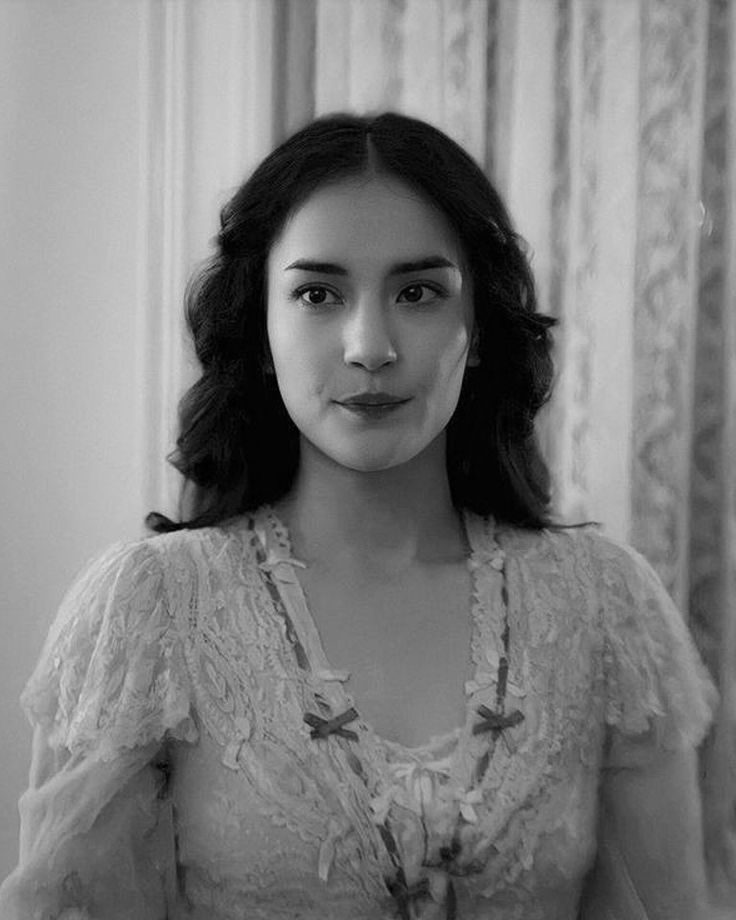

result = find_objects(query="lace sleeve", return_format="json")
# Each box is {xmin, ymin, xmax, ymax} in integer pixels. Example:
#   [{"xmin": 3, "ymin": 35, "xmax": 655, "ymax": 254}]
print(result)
[
  {"xmin": 19, "ymin": 540, "xmax": 197, "ymax": 758},
  {"xmin": 0, "ymin": 540, "xmax": 199, "ymax": 920},
  {"xmin": 592, "ymin": 533, "xmax": 719, "ymax": 769}
]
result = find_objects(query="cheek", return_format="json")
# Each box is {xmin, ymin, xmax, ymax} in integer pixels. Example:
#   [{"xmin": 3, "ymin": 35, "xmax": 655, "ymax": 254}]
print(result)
[
  {"xmin": 426, "ymin": 323, "xmax": 471, "ymax": 379},
  {"xmin": 268, "ymin": 311, "xmax": 302, "ymax": 372},
  {"xmin": 268, "ymin": 319, "xmax": 331, "ymax": 402},
  {"xmin": 267, "ymin": 304, "xmax": 291, "ymax": 356}
]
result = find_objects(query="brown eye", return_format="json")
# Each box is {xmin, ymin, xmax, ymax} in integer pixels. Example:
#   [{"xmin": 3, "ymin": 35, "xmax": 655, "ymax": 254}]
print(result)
[
  {"xmin": 291, "ymin": 285, "xmax": 341, "ymax": 308},
  {"xmin": 305, "ymin": 287, "xmax": 327, "ymax": 304},
  {"xmin": 402, "ymin": 285, "xmax": 424, "ymax": 303},
  {"xmin": 397, "ymin": 283, "xmax": 445, "ymax": 305}
]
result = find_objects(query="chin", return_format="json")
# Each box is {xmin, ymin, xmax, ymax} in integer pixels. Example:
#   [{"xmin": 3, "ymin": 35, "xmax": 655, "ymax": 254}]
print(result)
[
  {"xmin": 344, "ymin": 458, "xmax": 406, "ymax": 474},
  {"xmin": 303, "ymin": 426, "xmax": 439, "ymax": 473},
  {"xmin": 328, "ymin": 444, "xmax": 425, "ymax": 473}
]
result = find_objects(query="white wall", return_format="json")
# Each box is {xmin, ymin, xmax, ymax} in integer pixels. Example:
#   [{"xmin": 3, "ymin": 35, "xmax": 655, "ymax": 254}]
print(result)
[
  {"xmin": 0, "ymin": 0, "xmax": 287, "ymax": 879},
  {"xmin": 0, "ymin": 1, "xmax": 151, "ymax": 878}
]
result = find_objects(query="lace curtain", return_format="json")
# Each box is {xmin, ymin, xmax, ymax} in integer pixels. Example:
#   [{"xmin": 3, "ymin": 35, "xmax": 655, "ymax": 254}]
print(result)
[{"xmin": 143, "ymin": 0, "xmax": 736, "ymax": 904}]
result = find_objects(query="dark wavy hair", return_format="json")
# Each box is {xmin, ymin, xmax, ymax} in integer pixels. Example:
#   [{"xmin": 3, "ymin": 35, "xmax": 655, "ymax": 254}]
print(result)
[{"xmin": 146, "ymin": 111, "xmax": 558, "ymax": 533}]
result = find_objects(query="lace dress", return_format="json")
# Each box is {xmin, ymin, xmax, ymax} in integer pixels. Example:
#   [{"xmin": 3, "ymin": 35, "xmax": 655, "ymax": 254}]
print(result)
[{"xmin": 0, "ymin": 507, "xmax": 718, "ymax": 920}]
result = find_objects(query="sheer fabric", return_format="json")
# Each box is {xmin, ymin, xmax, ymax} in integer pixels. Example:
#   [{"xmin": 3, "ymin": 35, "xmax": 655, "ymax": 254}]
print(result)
[{"xmin": 0, "ymin": 508, "xmax": 718, "ymax": 919}]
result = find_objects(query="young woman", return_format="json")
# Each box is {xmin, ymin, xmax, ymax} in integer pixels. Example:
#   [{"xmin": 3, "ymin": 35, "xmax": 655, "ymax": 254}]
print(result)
[{"xmin": 0, "ymin": 112, "xmax": 720, "ymax": 919}]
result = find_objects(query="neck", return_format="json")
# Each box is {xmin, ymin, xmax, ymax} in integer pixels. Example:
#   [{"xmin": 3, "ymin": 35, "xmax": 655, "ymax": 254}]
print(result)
[{"xmin": 275, "ymin": 435, "xmax": 467, "ymax": 570}]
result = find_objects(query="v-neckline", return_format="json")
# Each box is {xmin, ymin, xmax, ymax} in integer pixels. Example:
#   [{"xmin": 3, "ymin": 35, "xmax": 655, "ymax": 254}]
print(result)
[{"xmin": 251, "ymin": 503, "xmax": 507, "ymax": 759}]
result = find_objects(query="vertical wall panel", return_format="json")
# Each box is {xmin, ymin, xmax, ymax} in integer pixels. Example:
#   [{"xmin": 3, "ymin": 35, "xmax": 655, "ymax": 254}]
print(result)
[
  {"xmin": 0, "ymin": 0, "xmax": 152, "ymax": 878},
  {"xmin": 276, "ymin": 0, "xmax": 317, "ymax": 137},
  {"xmin": 141, "ymin": 0, "xmax": 191, "ymax": 520},
  {"xmin": 142, "ymin": 0, "xmax": 285, "ymax": 520}
]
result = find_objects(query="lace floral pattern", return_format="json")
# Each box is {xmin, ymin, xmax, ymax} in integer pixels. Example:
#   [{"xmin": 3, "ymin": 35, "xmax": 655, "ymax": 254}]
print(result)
[
  {"xmin": 20, "ymin": 541, "xmax": 198, "ymax": 761},
  {"xmin": 2, "ymin": 511, "xmax": 720, "ymax": 920}
]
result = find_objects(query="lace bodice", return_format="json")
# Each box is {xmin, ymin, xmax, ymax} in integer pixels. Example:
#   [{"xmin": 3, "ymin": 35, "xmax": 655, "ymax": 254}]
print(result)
[{"xmin": 0, "ymin": 508, "xmax": 718, "ymax": 919}]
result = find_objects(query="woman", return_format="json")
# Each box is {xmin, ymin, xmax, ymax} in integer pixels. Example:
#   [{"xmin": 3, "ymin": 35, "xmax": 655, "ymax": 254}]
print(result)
[{"xmin": 0, "ymin": 112, "xmax": 720, "ymax": 919}]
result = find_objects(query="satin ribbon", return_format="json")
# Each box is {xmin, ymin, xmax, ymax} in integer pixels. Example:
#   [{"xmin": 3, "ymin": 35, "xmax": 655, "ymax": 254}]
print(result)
[
  {"xmin": 472, "ymin": 704, "xmax": 525, "ymax": 735},
  {"xmin": 386, "ymin": 870, "xmax": 458, "ymax": 920},
  {"xmin": 303, "ymin": 706, "xmax": 360, "ymax": 741},
  {"xmin": 386, "ymin": 872, "xmax": 431, "ymax": 920}
]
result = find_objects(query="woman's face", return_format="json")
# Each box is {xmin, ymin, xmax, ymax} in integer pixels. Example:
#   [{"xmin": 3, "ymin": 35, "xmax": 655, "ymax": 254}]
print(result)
[{"xmin": 266, "ymin": 174, "xmax": 475, "ymax": 473}]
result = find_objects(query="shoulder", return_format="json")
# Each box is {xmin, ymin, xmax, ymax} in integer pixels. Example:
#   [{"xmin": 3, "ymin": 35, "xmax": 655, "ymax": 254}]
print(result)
[
  {"xmin": 465, "ymin": 518, "xmax": 608, "ymax": 644},
  {"xmin": 45, "ymin": 537, "xmax": 167, "ymax": 649},
  {"xmin": 110, "ymin": 513, "xmax": 260, "ymax": 591},
  {"xmin": 491, "ymin": 521, "xmax": 693, "ymax": 639},
  {"xmin": 24, "ymin": 518, "xmax": 257, "ymax": 695},
  {"xmin": 483, "ymin": 520, "xmax": 686, "ymax": 638},
  {"xmin": 473, "ymin": 516, "xmax": 718, "ymax": 759},
  {"xmin": 481, "ymin": 515, "xmax": 591, "ymax": 557},
  {"xmin": 62, "ymin": 511, "xmax": 270, "ymax": 632},
  {"xmin": 144, "ymin": 513, "xmax": 255, "ymax": 564},
  {"xmin": 21, "ymin": 529, "xmax": 216, "ymax": 755},
  {"xmin": 484, "ymin": 516, "xmax": 604, "ymax": 579},
  {"xmin": 493, "ymin": 520, "xmax": 661, "ymax": 592}
]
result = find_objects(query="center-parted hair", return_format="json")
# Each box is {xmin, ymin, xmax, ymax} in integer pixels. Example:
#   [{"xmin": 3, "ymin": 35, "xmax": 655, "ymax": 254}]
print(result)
[{"xmin": 147, "ymin": 111, "xmax": 557, "ymax": 533}]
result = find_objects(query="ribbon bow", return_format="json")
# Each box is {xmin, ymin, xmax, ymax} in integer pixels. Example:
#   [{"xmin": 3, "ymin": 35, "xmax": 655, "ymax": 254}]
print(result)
[
  {"xmin": 258, "ymin": 551, "xmax": 307, "ymax": 579},
  {"xmin": 439, "ymin": 837, "xmax": 462, "ymax": 865},
  {"xmin": 468, "ymin": 546, "xmax": 505, "ymax": 572},
  {"xmin": 472, "ymin": 705, "xmax": 525, "ymax": 736},
  {"xmin": 304, "ymin": 706, "xmax": 359, "ymax": 741},
  {"xmin": 386, "ymin": 873, "xmax": 431, "ymax": 920},
  {"xmin": 388, "ymin": 870, "xmax": 460, "ymax": 920}
]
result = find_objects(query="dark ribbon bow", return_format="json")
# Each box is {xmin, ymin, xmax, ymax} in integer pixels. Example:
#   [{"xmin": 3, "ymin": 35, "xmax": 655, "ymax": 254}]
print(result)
[
  {"xmin": 439, "ymin": 838, "xmax": 462, "ymax": 864},
  {"xmin": 388, "ymin": 869, "xmax": 459, "ymax": 920},
  {"xmin": 303, "ymin": 706, "xmax": 359, "ymax": 741},
  {"xmin": 386, "ymin": 873, "xmax": 431, "ymax": 920},
  {"xmin": 472, "ymin": 705, "xmax": 525, "ymax": 736}
]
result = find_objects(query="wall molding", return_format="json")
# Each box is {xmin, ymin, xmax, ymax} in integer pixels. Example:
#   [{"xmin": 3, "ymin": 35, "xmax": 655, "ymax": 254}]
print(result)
[{"xmin": 138, "ymin": 0, "xmax": 190, "ymax": 521}]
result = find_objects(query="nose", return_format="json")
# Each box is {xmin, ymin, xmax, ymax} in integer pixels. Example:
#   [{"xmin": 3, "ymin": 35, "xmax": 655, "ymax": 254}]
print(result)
[{"xmin": 342, "ymin": 300, "xmax": 398, "ymax": 371}]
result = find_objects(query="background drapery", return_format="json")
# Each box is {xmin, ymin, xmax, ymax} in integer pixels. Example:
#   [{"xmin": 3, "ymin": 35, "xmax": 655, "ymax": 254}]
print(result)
[{"xmin": 143, "ymin": 0, "xmax": 735, "ymax": 904}]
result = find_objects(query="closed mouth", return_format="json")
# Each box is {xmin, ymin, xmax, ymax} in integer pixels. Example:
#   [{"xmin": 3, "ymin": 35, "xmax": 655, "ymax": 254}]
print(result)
[{"xmin": 337, "ymin": 392, "xmax": 409, "ymax": 407}]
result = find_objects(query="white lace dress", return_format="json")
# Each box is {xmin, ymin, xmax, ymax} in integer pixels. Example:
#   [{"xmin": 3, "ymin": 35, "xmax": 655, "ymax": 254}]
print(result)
[{"xmin": 0, "ymin": 507, "xmax": 718, "ymax": 920}]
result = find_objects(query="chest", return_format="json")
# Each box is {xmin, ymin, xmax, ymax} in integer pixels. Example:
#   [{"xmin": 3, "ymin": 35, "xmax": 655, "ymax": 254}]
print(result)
[{"xmin": 295, "ymin": 561, "xmax": 476, "ymax": 749}]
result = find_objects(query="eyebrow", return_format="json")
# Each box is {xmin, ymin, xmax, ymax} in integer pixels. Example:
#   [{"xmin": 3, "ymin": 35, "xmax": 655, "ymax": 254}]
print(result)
[{"xmin": 283, "ymin": 256, "xmax": 458, "ymax": 276}]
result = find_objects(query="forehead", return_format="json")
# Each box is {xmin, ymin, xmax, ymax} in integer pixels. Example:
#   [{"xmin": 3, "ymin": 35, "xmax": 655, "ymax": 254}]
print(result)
[{"xmin": 269, "ymin": 175, "xmax": 464, "ymax": 268}]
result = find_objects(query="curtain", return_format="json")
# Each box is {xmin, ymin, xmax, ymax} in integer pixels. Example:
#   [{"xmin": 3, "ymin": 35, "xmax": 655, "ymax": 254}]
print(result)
[{"xmin": 143, "ymin": 0, "xmax": 736, "ymax": 904}]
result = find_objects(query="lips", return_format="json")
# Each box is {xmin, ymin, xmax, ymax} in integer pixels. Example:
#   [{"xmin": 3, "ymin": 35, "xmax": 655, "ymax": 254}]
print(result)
[{"xmin": 337, "ymin": 392, "xmax": 409, "ymax": 407}]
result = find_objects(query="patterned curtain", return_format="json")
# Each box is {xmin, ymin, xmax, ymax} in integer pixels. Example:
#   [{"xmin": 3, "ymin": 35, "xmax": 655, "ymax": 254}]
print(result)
[{"xmin": 148, "ymin": 0, "xmax": 736, "ymax": 903}]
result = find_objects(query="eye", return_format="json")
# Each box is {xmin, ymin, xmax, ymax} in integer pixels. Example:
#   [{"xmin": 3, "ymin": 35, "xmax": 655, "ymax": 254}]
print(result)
[
  {"xmin": 291, "ymin": 285, "xmax": 342, "ymax": 308},
  {"xmin": 397, "ymin": 283, "xmax": 445, "ymax": 305}
]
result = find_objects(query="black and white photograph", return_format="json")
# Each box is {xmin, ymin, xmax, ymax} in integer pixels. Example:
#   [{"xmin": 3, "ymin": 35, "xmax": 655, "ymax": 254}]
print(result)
[{"xmin": 1, "ymin": 1, "xmax": 734, "ymax": 918}]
